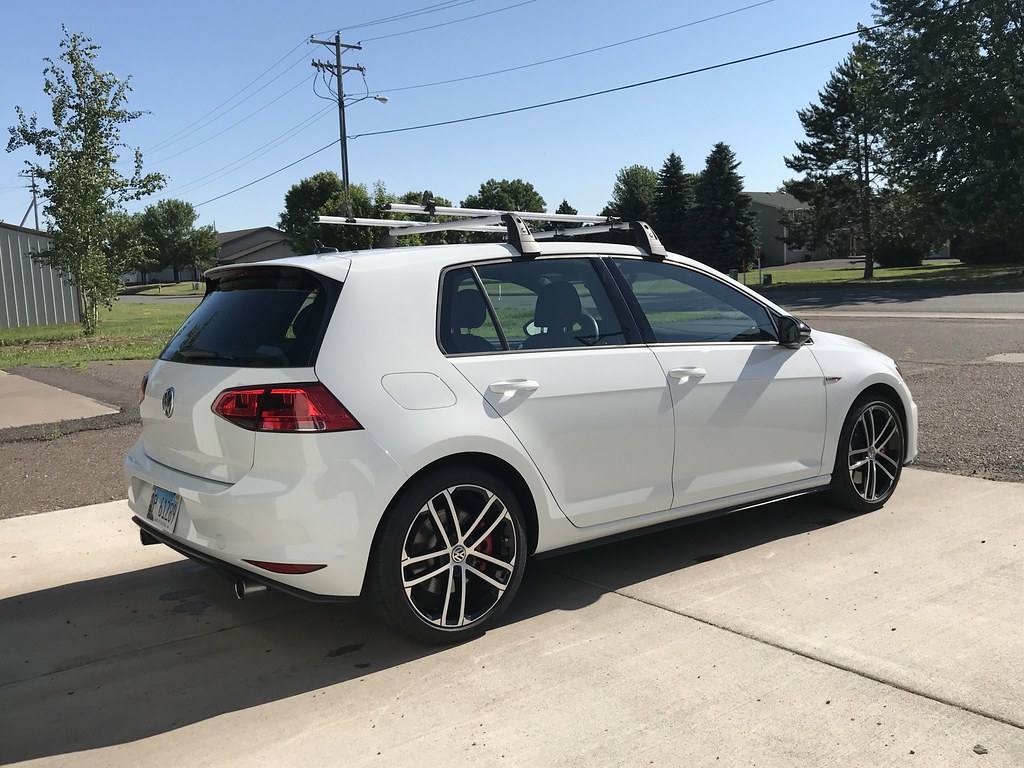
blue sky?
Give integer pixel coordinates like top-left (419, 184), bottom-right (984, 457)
top-left (1, 0), bottom-right (876, 234)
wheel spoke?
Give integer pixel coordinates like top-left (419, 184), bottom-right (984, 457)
top-left (426, 499), bottom-right (452, 550)
top-left (438, 565), bottom-right (455, 626)
top-left (859, 412), bottom-right (874, 448)
top-left (403, 561), bottom-right (450, 589)
top-left (849, 456), bottom-right (871, 471)
top-left (466, 562), bottom-right (510, 591)
top-left (402, 548), bottom-right (449, 568)
top-left (866, 459), bottom-right (878, 500)
top-left (442, 489), bottom-right (464, 541)
top-left (468, 507), bottom-right (511, 551)
top-left (469, 549), bottom-right (516, 571)
top-left (463, 492), bottom-right (500, 544)
top-left (456, 566), bottom-right (468, 627)
top-left (873, 417), bottom-right (897, 449)
top-left (875, 456), bottom-right (898, 481)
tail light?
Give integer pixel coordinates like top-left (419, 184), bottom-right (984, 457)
top-left (139, 372), bottom-right (149, 405)
top-left (212, 383), bottom-right (361, 433)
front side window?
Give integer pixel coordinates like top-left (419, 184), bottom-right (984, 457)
top-left (614, 258), bottom-right (777, 344)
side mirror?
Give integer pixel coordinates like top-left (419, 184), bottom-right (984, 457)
top-left (777, 315), bottom-right (812, 348)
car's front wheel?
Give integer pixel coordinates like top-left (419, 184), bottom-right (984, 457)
top-left (367, 466), bottom-right (527, 644)
top-left (828, 395), bottom-right (905, 513)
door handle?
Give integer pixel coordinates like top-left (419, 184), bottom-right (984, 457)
top-left (488, 379), bottom-right (540, 395)
top-left (668, 367), bottom-right (707, 382)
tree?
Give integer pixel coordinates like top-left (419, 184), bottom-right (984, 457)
top-left (602, 165), bottom-right (657, 221)
top-left (866, 0), bottom-right (1024, 262)
top-left (138, 199), bottom-right (219, 282)
top-left (785, 44), bottom-right (886, 277)
top-left (461, 178), bottom-right (546, 212)
top-left (687, 143), bottom-right (758, 272)
top-left (279, 171), bottom-right (375, 253)
top-left (6, 28), bottom-right (165, 334)
top-left (651, 152), bottom-right (695, 254)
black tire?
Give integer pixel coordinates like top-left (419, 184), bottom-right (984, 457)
top-left (828, 395), bottom-right (905, 513)
top-left (366, 466), bottom-right (528, 644)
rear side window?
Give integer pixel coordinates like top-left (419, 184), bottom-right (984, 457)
top-left (160, 267), bottom-right (336, 367)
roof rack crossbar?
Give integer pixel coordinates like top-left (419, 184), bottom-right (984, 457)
top-left (385, 203), bottom-right (610, 225)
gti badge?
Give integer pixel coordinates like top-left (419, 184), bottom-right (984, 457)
top-left (162, 387), bottom-right (175, 418)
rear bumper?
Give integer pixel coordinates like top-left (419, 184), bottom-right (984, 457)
top-left (133, 515), bottom-right (355, 602)
top-left (124, 433), bottom-right (406, 597)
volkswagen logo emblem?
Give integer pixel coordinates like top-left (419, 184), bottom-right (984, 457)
top-left (451, 544), bottom-right (468, 564)
top-left (162, 387), bottom-right (175, 418)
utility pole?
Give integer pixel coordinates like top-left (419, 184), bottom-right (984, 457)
top-left (19, 170), bottom-right (40, 230)
top-left (310, 34), bottom-right (364, 220)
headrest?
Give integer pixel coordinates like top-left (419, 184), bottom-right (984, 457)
top-left (452, 289), bottom-right (487, 330)
top-left (533, 282), bottom-right (581, 328)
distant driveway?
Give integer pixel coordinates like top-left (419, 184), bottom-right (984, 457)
top-left (118, 295), bottom-right (202, 304)
top-left (761, 284), bottom-right (1024, 316)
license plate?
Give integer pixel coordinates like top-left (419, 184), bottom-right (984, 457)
top-left (147, 486), bottom-right (181, 533)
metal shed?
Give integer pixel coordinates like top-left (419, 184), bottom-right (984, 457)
top-left (0, 223), bottom-right (80, 329)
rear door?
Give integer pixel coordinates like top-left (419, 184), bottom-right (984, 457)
top-left (141, 266), bottom-right (338, 483)
top-left (611, 258), bottom-right (826, 508)
top-left (442, 258), bottom-right (675, 527)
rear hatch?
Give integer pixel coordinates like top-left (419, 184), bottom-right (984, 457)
top-left (140, 265), bottom-right (341, 483)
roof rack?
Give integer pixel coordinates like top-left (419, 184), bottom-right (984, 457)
top-left (315, 195), bottom-right (667, 259)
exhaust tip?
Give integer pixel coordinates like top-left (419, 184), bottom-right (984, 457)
top-left (234, 577), bottom-right (268, 600)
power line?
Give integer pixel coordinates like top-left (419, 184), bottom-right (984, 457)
top-left (377, 0), bottom-right (777, 94)
top-left (147, 38), bottom-right (310, 153)
top-left (310, 0), bottom-right (481, 36)
top-left (358, 0), bottom-right (538, 43)
top-left (194, 139), bottom-right (340, 207)
top-left (195, 26), bottom-right (875, 206)
top-left (164, 104), bottom-right (335, 196)
top-left (353, 26), bottom-right (878, 139)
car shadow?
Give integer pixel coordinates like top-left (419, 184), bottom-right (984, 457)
top-left (0, 493), bottom-right (856, 763)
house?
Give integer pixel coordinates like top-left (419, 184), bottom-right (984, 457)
top-left (745, 192), bottom-right (824, 266)
top-left (0, 222), bottom-right (80, 329)
top-left (216, 227), bottom-right (295, 265)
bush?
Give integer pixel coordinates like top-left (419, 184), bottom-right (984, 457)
top-left (955, 236), bottom-right (1024, 264)
top-left (871, 238), bottom-right (924, 268)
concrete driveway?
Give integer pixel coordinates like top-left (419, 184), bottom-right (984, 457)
top-left (1, 468), bottom-right (1022, 767)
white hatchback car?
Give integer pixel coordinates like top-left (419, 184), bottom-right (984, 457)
top-left (125, 214), bottom-right (917, 643)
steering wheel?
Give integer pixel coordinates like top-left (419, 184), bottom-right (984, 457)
top-left (574, 312), bottom-right (601, 344)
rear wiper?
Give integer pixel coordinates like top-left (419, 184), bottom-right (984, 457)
top-left (174, 348), bottom-right (238, 363)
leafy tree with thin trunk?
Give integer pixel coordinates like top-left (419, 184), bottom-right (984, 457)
top-left (865, 0), bottom-right (1024, 262)
top-left (602, 165), bottom-right (657, 221)
top-left (462, 178), bottom-right (546, 212)
top-left (651, 152), bottom-right (695, 254)
top-left (279, 171), bottom-right (375, 253)
top-left (687, 143), bottom-right (758, 272)
top-left (785, 44), bottom-right (885, 277)
top-left (138, 199), bottom-right (218, 282)
top-left (6, 28), bottom-right (165, 334)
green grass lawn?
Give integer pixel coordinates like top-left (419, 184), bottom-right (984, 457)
top-left (753, 261), bottom-right (1024, 288)
top-left (119, 281), bottom-right (205, 297)
top-left (0, 301), bottom-right (196, 368)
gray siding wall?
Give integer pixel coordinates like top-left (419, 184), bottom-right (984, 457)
top-left (0, 227), bottom-right (80, 329)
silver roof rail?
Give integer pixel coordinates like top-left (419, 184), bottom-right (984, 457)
top-left (315, 193), bottom-right (667, 259)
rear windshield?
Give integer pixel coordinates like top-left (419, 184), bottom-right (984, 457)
top-left (160, 267), bottom-right (338, 367)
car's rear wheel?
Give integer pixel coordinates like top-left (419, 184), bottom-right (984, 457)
top-left (367, 466), bottom-right (527, 644)
top-left (828, 395), bottom-right (905, 513)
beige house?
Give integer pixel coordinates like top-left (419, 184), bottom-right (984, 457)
top-left (216, 227), bottom-right (295, 264)
top-left (746, 192), bottom-right (823, 267)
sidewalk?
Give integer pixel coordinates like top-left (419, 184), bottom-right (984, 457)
top-left (2, 469), bottom-right (1022, 766)
top-left (0, 369), bottom-right (117, 429)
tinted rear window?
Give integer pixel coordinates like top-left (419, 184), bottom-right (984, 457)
top-left (160, 267), bottom-right (337, 367)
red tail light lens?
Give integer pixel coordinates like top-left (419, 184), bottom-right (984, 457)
top-left (212, 383), bottom-right (361, 433)
top-left (139, 372), bottom-right (149, 405)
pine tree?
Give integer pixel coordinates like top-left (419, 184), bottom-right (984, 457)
top-left (651, 152), bottom-right (695, 254)
top-left (785, 44), bottom-right (886, 277)
top-left (687, 143), bottom-right (757, 273)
